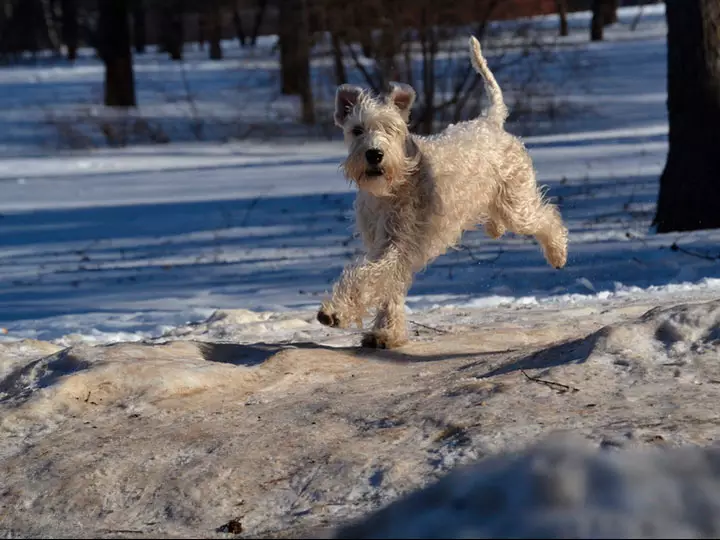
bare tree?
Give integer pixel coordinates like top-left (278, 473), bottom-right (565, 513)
top-left (556, 0), bottom-right (568, 37)
top-left (330, 31), bottom-right (346, 86)
top-left (591, 0), bottom-right (618, 41)
top-left (61, 0), bottom-right (78, 60)
top-left (653, 0), bottom-right (720, 232)
top-left (132, 0), bottom-right (146, 54)
top-left (232, 6), bottom-right (246, 47)
top-left (602, 0), bottom-right (618, 26)
top-left (590, 0), bottom-right (604, 41)
top-left (339, 0), bottom-right (505, 135)
top-left (249, 0), bottom-right (267, 47)
top-left (159, 0), bottom-right (184, 60)
top-left (278, 0), bottom-right (314, 124)
top-left (98, 0), bottom-right (136, 107)
top-left (39, 0), bottom-right (61, 54)
top-left (208, 2), bottom-right (223, 60)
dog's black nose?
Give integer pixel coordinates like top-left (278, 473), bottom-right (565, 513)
top-left (365, 149), bottom-right (384, 165)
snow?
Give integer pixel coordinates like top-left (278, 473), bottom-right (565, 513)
top-left (0, 3), bottom-right (718, 346)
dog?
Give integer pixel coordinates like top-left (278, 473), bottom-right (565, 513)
top-left (318, 36), bottom-right (568, 349)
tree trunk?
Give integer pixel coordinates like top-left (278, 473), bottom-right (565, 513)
top-left (602, 0), bottom-right (618, 27)
top-left (249, 0), bottom-right (268, 47)
top-left (198, 9), bottom-right (206, 50)
top-left (98, 0), bottom-right (136, 107)
top-left (160, 1), bottom-right (184, 60)
top-left (39, 0), bottom-right (62, 55)
top-left (654, 0), bottom-right (720, 232)
top-left (209, 5), bottom-right (223, 60)
top-left (61, 0), bottom-right (77, 60)
top-left (132, 0), bottom-right (146, 54)
top-left (331, 31), bottom-right (346, 86)
top-left (232, 9), bottom-right (246, 47)
top-left (590, 0), bottom-right (604, 41)
top-left (278, 0), bottom-right (313, 123)
top-left (556, 0), bottom-right (568, 37)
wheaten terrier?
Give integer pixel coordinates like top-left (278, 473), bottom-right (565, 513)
top-left (318, 36), bottom-right (568, 349)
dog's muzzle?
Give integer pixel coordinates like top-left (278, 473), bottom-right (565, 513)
top-left (365, 148), bottom-right (384, 165)
top-left (364, 148), bottom-right (384, 178)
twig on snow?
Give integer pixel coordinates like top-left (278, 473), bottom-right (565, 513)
top-left (670, 242), bottom-right (719, 261)
top-left (521, 369), bottom-right (579, 393)
top-left (409, 320), bottom-right (450, 334)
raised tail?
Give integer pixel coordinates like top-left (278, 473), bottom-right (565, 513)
top-left (469, 36), bottom-right (508, 127)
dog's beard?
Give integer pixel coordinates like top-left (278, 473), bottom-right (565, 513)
top-left (341, 151), bottom-right (403, 197)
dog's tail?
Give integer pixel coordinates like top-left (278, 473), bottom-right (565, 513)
top-left (469, 36), bottom-right (508, 127)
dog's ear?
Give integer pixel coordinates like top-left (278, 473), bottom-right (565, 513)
top-left (386, 82), bottom-right (416, 122)
top-left (334, 85), bottom-right (363, 127)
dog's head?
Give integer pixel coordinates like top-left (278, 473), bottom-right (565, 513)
top-left (334, 82), bottom-right (420, 197)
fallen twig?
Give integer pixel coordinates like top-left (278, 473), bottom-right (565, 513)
top-left (521, 369), bottom-right (579, 393)
top-left (457, 244), bottom-right (504, 264)
top-left (670, 242), bottom-right (719, 261)
top-left (409, 320), bottom-right (450, 334)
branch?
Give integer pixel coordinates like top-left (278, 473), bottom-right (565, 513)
top-left (408, 320), bottom-right (450, 334)
top-left (341, 39), bottom-right (380, 93)
top-left (670, 242), bottom-right (719, 261)
top-left (521, 369), bottom-right (579, 393)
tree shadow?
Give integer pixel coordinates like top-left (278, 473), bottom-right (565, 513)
top-left (476, 329), bottom-right (604, 378)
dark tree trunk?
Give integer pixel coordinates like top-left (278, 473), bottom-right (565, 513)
top-left (198, 12), bottom-right (206, 50)
top-left (132, 0), bottom-right (146, 54)
top-left (98, 0), bottom-right (136, 107)
top-left (61, 0), bottom-right (78, 60)
top-left (278, 0), bottom-right (297, 94)
top-left (590, 0), bottom-right (604, 41)
top-left (249, 0), bottom-right (268, 47)
top-left (209, 5), bottom-right (223, 60)
top-left (654, 0), bottom-right (720, 232)
top-left (160, 1), bottom-right (184, 60)
top-left (602, 0), bottom-right (618, 26)
top-left (232, 9), bottom-right (246, 47)
top-left (278, 0), bottom-right (314, 123)
top-left (556, 0), bottom-right (568, 37)
top-left (331, 31), bottom-right (346, 86)
top-left (26, 0), bottom-right (40, 56)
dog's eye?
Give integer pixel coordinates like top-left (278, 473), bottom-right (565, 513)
top-left (351, 126), bottom-right (364, 137)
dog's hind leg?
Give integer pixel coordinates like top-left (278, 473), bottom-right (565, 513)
top-left (493, 167), bottom-right (568, 269)
top-left (361, 297), bottom-right (409, 349)
top-left (484, 218), bottom-right (506, 239)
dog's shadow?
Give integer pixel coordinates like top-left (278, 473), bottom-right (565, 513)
top-left (198, 326), bottom-right (605, 376)
top-left (197, 340), bottom-right (502, 367)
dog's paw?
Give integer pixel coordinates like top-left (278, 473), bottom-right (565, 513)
top-left (361, 333), bottom-right (386, 349)
top-left (317, 309), bottom-right (341, 328)
top-left (361, 331), bottom-right (407, 350)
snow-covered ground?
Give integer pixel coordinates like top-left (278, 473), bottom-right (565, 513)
top-left (0, 3), bottom-right (718, 345)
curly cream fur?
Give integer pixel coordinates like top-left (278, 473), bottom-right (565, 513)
top-left (320, 36), bottom-right (569, 349)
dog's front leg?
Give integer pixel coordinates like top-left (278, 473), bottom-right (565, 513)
top-left (318, 244), bottom-right (412, 343)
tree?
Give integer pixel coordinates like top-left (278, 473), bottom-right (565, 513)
top-left (98, 0), bottom-right (136, 107)
top-left (132, 0), bottom-right (146, 54)
top-left (159, 0), bottom-right (184, 60)
top-left (591, 0), bottom-right (618, 41)
top-left (61, 0), bottom-right (78, 60)
top-left (208, 2), bottom-right (223, 60)
top-left (653, 0), bottom-right (720, 232)
top-left (248, 0), bottom-right (268, 47)
top-left (602, 0), bottom-right (618, 27)
top-left (278, 0), bottom-right (314, 124)
top-left (590, 0), bottom-right (604, 41)
top-left (556, 0), bottom-right (568, 37)
top-left (232, 7), bottom-right (246, 47)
